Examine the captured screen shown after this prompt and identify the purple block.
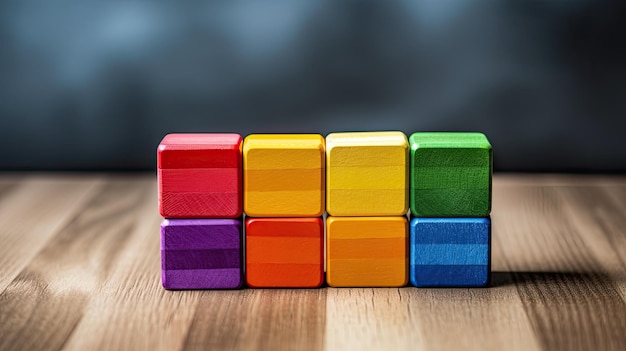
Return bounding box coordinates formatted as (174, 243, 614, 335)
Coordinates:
(161, 219, 242, 289)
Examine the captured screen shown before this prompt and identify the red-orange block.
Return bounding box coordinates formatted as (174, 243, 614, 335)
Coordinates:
(246, 218, 324, 288)
(158, 133, 242, 218)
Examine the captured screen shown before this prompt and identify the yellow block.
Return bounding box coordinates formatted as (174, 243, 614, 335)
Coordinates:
(243, 134, 325, 216)
(326, 132, 409, 216)
(326, 216, 408, 287)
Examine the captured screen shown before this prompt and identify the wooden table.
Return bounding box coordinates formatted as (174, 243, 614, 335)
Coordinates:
(0, 174, 625, 351)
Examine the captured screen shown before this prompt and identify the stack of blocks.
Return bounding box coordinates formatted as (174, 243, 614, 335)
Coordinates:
(243, 135, 325, 288)
(409, 133, 492, 287)
(158, 134, 244, 289)
(157, 131, 492, 289)
(325, 132, 409, 287)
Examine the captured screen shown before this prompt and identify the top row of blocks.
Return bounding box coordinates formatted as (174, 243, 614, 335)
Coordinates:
(158, 132, 492, 218)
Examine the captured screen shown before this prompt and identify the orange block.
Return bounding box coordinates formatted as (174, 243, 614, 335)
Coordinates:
(326, 216, 408, 287)
(246, 218, 324, 288)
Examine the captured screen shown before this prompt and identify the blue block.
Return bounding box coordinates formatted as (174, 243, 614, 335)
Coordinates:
(410, 217, 491, 287)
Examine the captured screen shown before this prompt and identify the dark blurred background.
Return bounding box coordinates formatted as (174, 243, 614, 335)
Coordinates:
(1, 0, 625, 172)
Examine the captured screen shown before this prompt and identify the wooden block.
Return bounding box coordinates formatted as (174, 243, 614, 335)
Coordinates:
(410, 217, 491, 287)
(161, 219, 243, 289)
(243, 134, 325, 217)
(326, 132, 409, 216)
(326, 216, 408, 287)
(157, 133, 242, 218)
(246, 218, 324, 288)
(410, 132, 492, 217)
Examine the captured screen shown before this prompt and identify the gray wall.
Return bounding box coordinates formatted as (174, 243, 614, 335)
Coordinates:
(1, 0, 625, 171)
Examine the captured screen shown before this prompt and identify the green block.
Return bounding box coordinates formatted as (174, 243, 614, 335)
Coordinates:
(410, 132, 492, 217)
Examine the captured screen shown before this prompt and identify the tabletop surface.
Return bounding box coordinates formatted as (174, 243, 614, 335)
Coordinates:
(0, 174, 625, 351)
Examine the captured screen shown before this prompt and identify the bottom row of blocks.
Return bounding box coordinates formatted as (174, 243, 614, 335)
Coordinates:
(161, 217, 491, 289)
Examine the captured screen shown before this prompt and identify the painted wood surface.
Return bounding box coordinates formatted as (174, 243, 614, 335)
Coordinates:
(410, 217, 490, 287)
(1, 174, 626, 351)
(161, 219, 242, 289)
(326, 216, 408, 287)
(326, 132, 409, 216)
(243, 134, 325, 217)
(246, 218, 324, 288)
(410, 132, 492, 217)
(157, 133, 242, 218)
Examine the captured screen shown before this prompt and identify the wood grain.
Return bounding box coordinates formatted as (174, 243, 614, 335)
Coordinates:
(0, 175, 103, 294)
(184, 289, 326, 350)
(0, 173, 625, 351)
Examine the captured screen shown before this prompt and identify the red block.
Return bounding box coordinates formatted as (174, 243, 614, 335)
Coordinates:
(158, 133, 242, 218)
(246, 218, 324, 288)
